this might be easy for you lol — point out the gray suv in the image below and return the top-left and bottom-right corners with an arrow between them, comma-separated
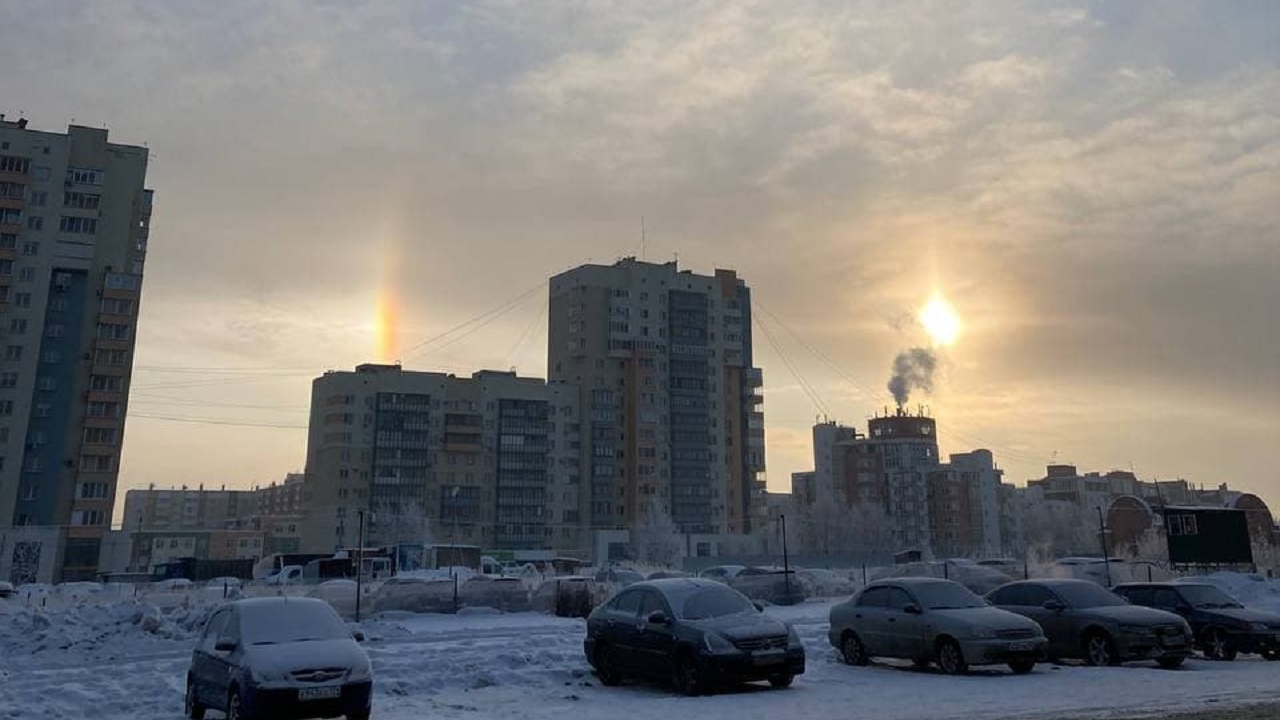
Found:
829,578 -> 1047,675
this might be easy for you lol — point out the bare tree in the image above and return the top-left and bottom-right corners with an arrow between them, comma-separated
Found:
794,496 -> 896,558
631,501 -> 683,567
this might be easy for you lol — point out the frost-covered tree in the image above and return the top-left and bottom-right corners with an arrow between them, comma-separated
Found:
631,500 -> 683,567
794,495 -> 895,558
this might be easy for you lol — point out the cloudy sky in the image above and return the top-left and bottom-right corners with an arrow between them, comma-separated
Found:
4,0 -> 1277,518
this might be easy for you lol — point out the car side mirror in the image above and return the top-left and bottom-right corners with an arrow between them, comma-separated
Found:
214,639 -> 237,653
903,604 -> 922,615
1043,600 -> 1066,612
352,630 -> 366,643
647,611 -> 671,625
753,601 -> 765,613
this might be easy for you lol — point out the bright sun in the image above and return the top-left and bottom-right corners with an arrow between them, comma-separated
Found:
919,293 -> 962,347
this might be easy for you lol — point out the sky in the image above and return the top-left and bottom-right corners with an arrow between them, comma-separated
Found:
2,0 -> 1277,521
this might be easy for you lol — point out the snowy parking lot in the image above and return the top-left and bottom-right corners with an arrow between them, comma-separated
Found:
3,598 -> 1278,720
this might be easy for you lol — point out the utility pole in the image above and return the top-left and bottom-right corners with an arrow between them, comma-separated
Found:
780,514 -> 792,602
449,486 -> 460,614
355,509 -> 366,622
1097,506 -> 1112,587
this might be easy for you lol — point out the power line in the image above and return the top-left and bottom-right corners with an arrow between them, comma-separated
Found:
129,413 -> 307,429
753,300 -> 880,401
753,310 -> 830,417
400,281 -> 547,359
501,300 -> 547,370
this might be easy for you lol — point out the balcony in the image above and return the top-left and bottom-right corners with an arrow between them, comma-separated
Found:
743,368 -> 763,388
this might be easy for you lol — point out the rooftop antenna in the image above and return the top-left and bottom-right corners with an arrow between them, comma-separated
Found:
640,216 -> 646,261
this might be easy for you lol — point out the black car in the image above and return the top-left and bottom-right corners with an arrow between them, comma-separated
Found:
186,597 -> 372,720
584,578 -> 805,695
987,580 -> 1193,668
1113,582 -> 1280,661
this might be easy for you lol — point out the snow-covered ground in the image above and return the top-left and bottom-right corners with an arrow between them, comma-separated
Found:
3,575 -> 1279,719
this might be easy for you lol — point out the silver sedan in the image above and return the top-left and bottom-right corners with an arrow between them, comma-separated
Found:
829,577 -> 1047,675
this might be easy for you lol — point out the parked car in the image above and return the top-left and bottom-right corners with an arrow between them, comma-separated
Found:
829,578 -> 1046,675
1048,558 -> 1129,586
263,566 -> 304,586
0,580 -> 14,599
647,571 -> 688,580
459,576 -> 531,612
309,580 -> 359,619
795,569 -> 858,598
698,565 -> 746,582
371,577 -> 456,615
584,578 -> 804,695
729,568 -> 808,606
185,597 -> 372,720
594,568 -> 645,587
986,579 -> 1193,668
532,576 -> 603,618
874,561 -> 1012,596
977,558 -> 1024,578
1112,582 -> 1280,661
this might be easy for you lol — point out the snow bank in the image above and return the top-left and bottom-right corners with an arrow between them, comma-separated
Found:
0,599 -> 213,667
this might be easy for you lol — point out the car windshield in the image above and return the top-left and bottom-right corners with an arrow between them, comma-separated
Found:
1054,583 -> 1126,608
678,587 -> 757,620
239,601 -> 349,645
1177,585 -> 1243,609
915,582 -> 986,610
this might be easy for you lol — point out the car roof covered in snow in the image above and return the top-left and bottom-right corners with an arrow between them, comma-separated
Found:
632,578 -> 739,598
868,577 -> 965,588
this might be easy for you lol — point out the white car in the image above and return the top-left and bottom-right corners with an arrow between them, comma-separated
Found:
262,566 -> 303,586
0,581 -> 14,599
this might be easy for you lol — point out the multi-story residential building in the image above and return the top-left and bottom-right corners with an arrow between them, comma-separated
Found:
299,365 -> 583,555
546,258 -> 766,541
254,472 -> 305,517
796,411 -> 1003,557
0,116 -> 153,583
121,484 -> 257,533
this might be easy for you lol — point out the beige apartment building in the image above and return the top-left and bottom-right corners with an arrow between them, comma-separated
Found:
0,116 -> 153,583
547,258 -> 766,545
300,365 -> 584,555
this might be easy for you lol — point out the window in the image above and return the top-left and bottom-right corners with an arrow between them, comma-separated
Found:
58,216 -> 97,234
71,510 -> 106,526
42,349 -> 62,364
77,481 -> 110,499
0,182 -> 22,199
0,233 -> 14,249
26,216 -> 42,231
94,348 -> 129,365
15,293 -> 30,308
4,345 -> 22,361
0,209 -> 20,224
104,273 -> 139,291
100,297 -> 134,315
96,322 -> 130,340
8,318 -> 24,334
18,267 -> 33,282
0,156 -> 31,174
21,241 -> 37,257
856,587 -> 889,607
0,372 -> 15,388
90,375 -> 124,392
37,376 -> 56,391
86,401 -> 121,418
29,191 -> 47,207
0,400 -> 12,416
66,168 -> 103,185
33,402 -> 50,418
63,192 -> 100,210
44,323 -> 63,338
79,454 -> 115,472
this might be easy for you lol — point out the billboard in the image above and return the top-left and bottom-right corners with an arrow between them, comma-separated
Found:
1164,507 -> 1254,566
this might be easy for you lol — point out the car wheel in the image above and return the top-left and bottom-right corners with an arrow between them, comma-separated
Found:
1008,660 -> 1036,675
1203,629 -> 1238,662
841,632 -> 870,666
936,638 -> 968,676
594,644 -> 624,686
184,677 -> 205,720
226,689 -> 247,720
346,710 -> 371,720
1157,656 -> 1185,670
1083,631 -> 1119,667
768,673 -> 794,689
674,653 -> 708,697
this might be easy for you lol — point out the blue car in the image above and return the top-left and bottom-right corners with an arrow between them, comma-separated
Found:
185,597 -> 372,720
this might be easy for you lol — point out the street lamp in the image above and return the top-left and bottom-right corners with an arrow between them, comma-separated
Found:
1097,506 -> 1113,587
778,514 -> 792,602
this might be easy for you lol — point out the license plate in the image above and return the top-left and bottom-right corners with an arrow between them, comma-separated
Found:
298,686 -> 342,701
1007,642 -> 1033,652
753,650 -> 786,666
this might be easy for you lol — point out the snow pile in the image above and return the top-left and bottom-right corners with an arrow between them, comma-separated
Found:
0,599 -> 213,666
1177,572 -> 1280,613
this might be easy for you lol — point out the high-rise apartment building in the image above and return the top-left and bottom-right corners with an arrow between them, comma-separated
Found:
547,258 -> 765,539
300,365 -> 583,554
0,117 -> 152,582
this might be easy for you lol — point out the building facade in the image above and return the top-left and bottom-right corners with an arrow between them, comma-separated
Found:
121,484 -> 257,533
0,117 -> 153,582
300,365 -> 583,555
547,258 -> 766,539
